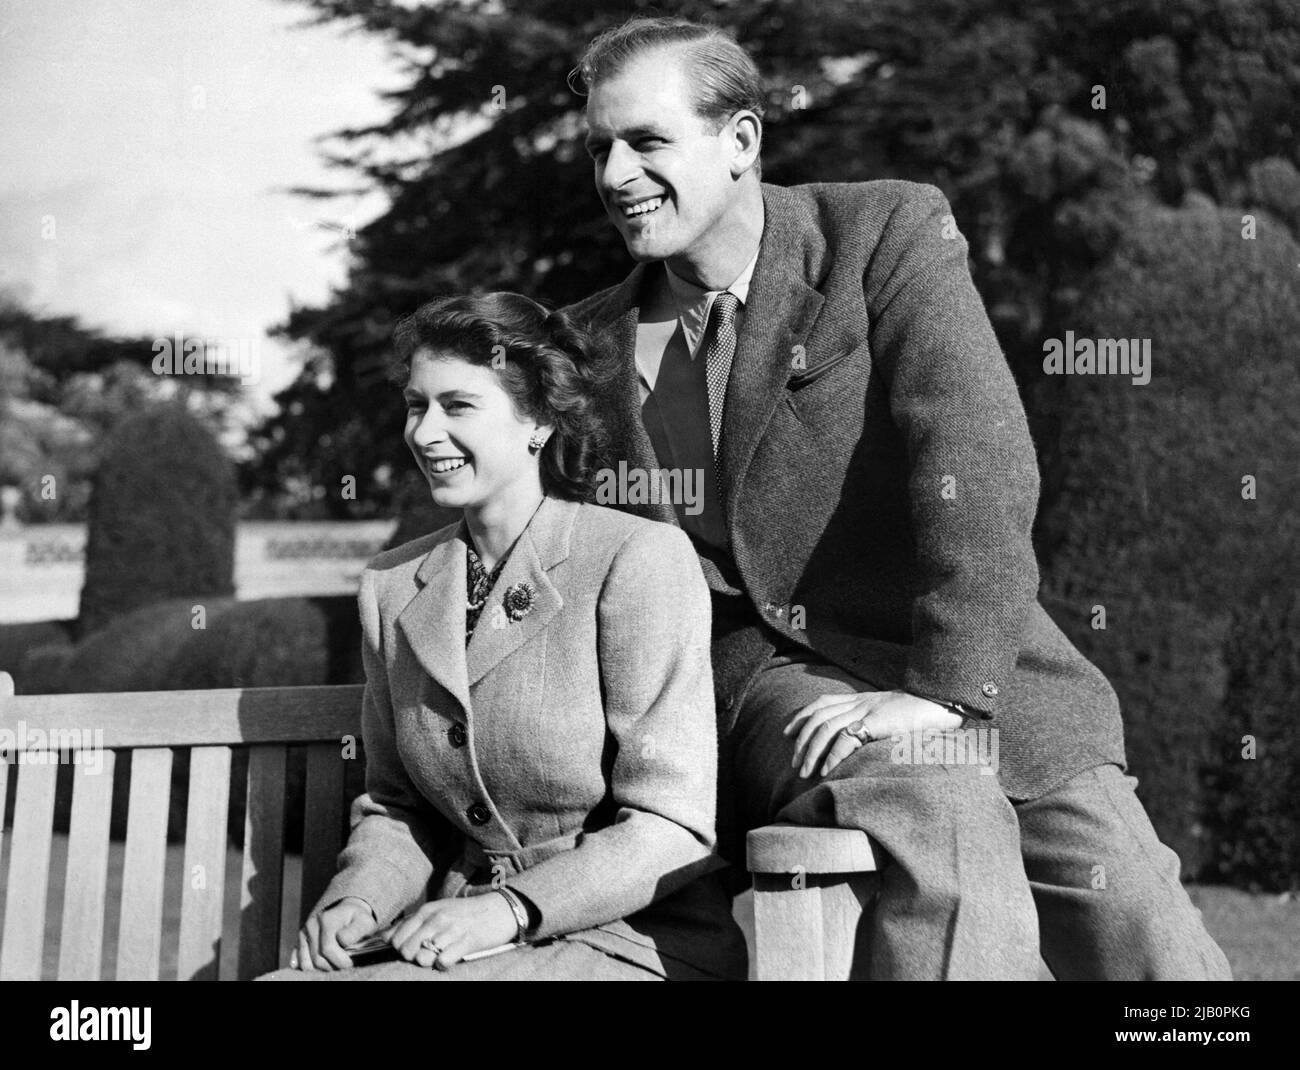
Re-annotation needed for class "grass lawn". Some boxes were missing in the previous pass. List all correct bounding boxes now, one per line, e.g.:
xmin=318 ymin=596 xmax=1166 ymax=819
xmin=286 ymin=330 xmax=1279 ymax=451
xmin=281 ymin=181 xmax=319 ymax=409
xmin=3 ymin=832 xmax=1296 ymax=980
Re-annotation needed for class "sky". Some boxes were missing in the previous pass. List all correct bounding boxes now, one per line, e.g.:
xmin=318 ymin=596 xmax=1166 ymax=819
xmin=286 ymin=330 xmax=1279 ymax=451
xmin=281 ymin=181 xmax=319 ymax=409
xmin=0 ymin=0 xmax=403 ymax=420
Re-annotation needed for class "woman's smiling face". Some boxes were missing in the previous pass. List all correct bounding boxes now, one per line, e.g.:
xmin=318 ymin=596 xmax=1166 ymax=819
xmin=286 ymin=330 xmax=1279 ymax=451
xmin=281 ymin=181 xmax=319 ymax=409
xmin=402 ymin=350 xmax=546 ymax=514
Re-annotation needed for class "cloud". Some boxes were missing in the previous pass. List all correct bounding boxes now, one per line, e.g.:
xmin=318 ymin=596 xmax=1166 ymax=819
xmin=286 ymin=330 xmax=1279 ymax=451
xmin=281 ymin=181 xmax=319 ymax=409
xmin=0 ymin=0 xmax=398 ymax=413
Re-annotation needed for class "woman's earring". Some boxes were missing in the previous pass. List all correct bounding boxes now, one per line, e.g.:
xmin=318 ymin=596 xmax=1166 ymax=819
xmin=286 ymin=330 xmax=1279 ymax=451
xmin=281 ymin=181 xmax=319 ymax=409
xmin=528 ymin=432 xmax=548 ymax=453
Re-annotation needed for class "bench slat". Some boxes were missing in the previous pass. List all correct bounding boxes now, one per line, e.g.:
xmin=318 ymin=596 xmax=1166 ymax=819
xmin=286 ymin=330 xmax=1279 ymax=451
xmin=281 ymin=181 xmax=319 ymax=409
xmin=178 ymin=746 xmax=232 ymax=981
xmin=0 ymin=759 xmax=8 ymax=874
xmin=57 ymin=752 xmax=118 ymax=980
xmin=116 ymin=747 xmax=173 ymax=980
xmin=300 ymin=742 xmax=345 ymax=925
xmin=0 ymin=762 xmax=59 ymax=980
xmin=237 ymin=745 xmax=286 ymax=980
xmin=1 ymin=686 xmax=363 ymax=749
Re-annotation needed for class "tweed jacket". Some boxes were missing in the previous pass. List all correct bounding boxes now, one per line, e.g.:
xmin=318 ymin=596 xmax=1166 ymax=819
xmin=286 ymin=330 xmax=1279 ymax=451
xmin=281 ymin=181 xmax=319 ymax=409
xmin=563 ymin=180 xmax=1127 ymax=801
xmin=318 ymin=494 xmax=746 ymax=980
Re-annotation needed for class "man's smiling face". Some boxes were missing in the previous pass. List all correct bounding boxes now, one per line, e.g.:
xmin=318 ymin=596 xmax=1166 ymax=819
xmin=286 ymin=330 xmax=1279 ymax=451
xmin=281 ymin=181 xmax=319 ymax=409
xmin=585 ymin=47 xmax=741 ymax=268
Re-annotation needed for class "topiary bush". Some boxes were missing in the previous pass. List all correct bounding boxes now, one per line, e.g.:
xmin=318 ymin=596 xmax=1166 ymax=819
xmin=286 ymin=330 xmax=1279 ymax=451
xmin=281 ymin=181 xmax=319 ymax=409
xmin=16 ymin=642 xmax=74 ymax=695
xmin=1202 ymin=591 xmax=1300 ymax=891
xmin=1043 ymin=593 xmax=1228 ymax=876
xmin=1034 ymin=198 xmax=1300 ymax=884
xmin=1036 ymin=200 xmax=1300 ymax=614
xmin=54 ymin=598 xmax=236 ymax=693
xmin=79 ymin=403 xmax=237 ymax=636
xmin=164 ymin=597 xmax=329 ymax=690
xmin=0 ymin=619 xmax=74 ymax=692
xmin=0 ymin=619 xmax=73 ymax=673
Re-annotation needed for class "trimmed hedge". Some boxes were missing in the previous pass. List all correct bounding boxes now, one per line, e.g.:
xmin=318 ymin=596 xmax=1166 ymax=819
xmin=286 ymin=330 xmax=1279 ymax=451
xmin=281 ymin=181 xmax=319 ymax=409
xmin=0 ymin=619 xmax=74 ymax=681
xmin=164 ymin=598 xmax=329 ymax=690
xmin=1202 ymin=591 xmax=1300 ymax=891
xmin=1043 ymin=592 xmax=1227 ymax=876
xmin=79 ymin=404 xmax=237 ymax=636
xmin=56 ymin=599 xmax=234 ymax=693
xmin=1034 ymin=198 xmax=1300 ymax=885
xmin=0 ymin=620 xmax=74 ymax=694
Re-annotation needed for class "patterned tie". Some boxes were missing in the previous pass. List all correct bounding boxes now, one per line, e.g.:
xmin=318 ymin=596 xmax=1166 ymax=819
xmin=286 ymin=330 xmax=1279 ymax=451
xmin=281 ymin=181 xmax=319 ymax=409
xmin=704 ymin=291 xmax=740 ymax=461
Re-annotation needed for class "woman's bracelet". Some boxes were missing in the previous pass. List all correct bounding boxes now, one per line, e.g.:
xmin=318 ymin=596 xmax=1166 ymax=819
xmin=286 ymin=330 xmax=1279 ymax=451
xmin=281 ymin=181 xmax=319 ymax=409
xmin=495 ymin=886 xmax=531 ymax=942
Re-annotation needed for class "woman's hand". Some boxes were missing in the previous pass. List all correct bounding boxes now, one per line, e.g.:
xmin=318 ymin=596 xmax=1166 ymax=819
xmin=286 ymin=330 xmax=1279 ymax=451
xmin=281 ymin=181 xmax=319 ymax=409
xmin=785 ymin=690 xmax=963 ymax=778
xmin=291 ymin=897 xmax=378 ymax=971
xmin=389 ymin=894 xmax=520 ymax=971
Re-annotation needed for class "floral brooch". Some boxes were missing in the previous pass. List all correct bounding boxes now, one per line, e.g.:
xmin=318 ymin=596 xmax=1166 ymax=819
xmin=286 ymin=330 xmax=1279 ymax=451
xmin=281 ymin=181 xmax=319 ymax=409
xmin=503 ymin=581 xmax=536 ymax=623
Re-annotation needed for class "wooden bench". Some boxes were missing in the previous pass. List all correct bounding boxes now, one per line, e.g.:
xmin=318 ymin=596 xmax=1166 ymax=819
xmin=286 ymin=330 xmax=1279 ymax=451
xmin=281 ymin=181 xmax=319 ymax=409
xmin=0 ymin=672 xmax=878 ymax=980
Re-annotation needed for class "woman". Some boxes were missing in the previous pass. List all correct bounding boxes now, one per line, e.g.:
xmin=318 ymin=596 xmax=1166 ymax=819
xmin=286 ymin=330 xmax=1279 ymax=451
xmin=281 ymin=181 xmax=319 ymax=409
xmin=263 ymin=293 xmax=746 ymax=981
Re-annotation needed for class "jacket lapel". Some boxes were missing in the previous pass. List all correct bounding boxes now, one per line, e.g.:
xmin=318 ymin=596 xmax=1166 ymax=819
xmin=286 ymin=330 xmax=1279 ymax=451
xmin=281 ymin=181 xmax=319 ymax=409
xmin=587 ymin=187 xmax=826 ymax=529
xmin=719 ymin=184 xmax=825 ymax=516
xmin=589 ymin=263 xmax=679 ymax=527
xmin=397 ymin=525 xmax=472 ymax=715
xmin=465 ymin=495 xmax=576 ymax=687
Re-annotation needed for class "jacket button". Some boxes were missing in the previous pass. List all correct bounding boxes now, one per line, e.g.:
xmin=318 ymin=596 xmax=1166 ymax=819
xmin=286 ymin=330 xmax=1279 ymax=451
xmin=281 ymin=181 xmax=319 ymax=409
xmin=466 ymin=802 xmax=491 ymax=826
xmin=981 ymin=682 xmax=999 ymax=698
xmin=448 ymin=723 xmax=468 ymax=748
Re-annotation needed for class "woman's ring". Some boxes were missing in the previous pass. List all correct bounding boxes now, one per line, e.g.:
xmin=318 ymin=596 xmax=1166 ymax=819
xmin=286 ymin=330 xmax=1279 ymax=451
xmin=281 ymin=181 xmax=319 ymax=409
xmin=420 ymin=937 xmax=444 ymax=955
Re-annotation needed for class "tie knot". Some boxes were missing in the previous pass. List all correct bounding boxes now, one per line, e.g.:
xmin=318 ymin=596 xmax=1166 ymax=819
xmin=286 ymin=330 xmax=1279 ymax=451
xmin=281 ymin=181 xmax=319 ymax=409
xmin=710 ymin=291 xmax=740 ymax=327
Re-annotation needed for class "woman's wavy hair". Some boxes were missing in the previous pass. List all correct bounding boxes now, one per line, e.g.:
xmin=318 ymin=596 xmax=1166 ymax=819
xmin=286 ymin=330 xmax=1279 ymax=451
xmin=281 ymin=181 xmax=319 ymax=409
xmin=390 ymin=292 xmax=614 ymax=502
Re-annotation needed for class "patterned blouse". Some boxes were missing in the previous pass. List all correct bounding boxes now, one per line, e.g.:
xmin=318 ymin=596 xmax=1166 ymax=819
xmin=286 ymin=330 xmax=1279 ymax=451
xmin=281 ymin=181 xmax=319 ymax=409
xmin=465 ymin=543 xmax=511 ymax=643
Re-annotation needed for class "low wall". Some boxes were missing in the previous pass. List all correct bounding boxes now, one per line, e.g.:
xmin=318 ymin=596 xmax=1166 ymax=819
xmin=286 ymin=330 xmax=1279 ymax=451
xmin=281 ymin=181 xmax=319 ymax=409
xmin=0 ymin=521 xmax=398 ymax=624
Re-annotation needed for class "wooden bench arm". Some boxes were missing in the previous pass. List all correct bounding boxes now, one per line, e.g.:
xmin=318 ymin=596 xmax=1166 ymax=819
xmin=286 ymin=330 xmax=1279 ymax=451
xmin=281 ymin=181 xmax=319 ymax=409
xmin=746 ymin=823 xmax=877 ymax=876
xmin=746 ymin=824 xmax=880 ymax=981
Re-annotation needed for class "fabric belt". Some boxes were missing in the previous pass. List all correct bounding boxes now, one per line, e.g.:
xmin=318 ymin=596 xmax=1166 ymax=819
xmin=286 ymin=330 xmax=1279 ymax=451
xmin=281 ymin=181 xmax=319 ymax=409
xmin=435 ymin=831 xmax=583 ymax=899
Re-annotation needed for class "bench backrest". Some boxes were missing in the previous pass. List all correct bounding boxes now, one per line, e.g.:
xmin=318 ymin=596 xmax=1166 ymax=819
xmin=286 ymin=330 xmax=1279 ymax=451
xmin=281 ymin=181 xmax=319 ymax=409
xmin=0 ymin=674 xmax=363 ymax=980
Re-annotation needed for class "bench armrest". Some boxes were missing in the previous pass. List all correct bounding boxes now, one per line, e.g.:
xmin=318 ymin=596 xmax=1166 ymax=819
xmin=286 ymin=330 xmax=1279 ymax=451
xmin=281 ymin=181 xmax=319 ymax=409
xmin=746 ymin=823 xmax=877 ymax=876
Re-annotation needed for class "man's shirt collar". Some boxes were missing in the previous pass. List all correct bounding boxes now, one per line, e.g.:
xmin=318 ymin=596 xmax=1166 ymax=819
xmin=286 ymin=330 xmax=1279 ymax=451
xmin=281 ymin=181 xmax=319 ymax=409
xmin=662 ymin=250 xmax=759 ymax=357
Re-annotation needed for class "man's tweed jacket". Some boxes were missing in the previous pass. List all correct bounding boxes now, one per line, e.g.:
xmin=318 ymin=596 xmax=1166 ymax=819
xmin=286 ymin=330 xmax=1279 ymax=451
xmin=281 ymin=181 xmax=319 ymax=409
xmin=319 ymin=495 xmax=746 ymax=979
xmin=563 ymin=180 xmax=1126 ymax=801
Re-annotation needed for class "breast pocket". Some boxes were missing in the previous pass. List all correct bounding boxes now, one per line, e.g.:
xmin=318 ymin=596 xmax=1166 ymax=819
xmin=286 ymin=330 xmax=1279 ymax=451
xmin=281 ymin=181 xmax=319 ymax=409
xmin=785 ymin=339 xmax=871 ymax=424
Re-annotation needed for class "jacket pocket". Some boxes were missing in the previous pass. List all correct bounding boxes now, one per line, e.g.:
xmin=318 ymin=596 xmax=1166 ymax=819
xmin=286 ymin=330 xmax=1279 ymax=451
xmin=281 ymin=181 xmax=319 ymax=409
xmin=786 ymin=343 xmax=857 ymax=390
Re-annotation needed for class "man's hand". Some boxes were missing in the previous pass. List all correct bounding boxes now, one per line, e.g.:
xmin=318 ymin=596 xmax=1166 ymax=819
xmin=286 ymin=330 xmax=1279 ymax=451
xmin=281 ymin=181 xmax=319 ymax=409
xmin=785 ymin=690 xmax=963 ymax=778
xmin=389 ymin=894 xmax=520 ymax=971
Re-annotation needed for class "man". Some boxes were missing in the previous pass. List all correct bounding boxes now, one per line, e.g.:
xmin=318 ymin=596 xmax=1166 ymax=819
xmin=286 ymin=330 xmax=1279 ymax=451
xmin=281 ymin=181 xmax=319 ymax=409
xmin=563 ymin=16 xmax=1230 ymax=980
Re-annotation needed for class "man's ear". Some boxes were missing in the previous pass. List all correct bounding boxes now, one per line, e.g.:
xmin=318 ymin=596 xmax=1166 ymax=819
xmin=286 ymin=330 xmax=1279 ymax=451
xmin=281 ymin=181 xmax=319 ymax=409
xmin=729 ymin=110 xmax=762 ymax=177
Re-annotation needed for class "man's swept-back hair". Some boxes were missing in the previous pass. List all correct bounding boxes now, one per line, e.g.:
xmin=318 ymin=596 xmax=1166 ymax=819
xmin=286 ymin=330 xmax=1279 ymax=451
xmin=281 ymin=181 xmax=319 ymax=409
xmin=569 ymin=16 xmax=766 ymax=131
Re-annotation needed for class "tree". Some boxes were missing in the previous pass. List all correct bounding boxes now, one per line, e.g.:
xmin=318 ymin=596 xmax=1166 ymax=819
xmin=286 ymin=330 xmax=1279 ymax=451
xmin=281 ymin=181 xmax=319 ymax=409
xmin=249 ymin=0 xmax=1300 ymax=516
xmin=0 ymin=292 xmax=244 ymax=522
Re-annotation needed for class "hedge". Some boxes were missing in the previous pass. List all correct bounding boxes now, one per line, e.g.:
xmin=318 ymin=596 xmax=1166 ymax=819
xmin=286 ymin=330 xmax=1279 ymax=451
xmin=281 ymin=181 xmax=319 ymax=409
xmin=79 ymin=404 xmax=237 ymax=636
xmin=1202 ymin=591 xmax=1300 ymax=891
